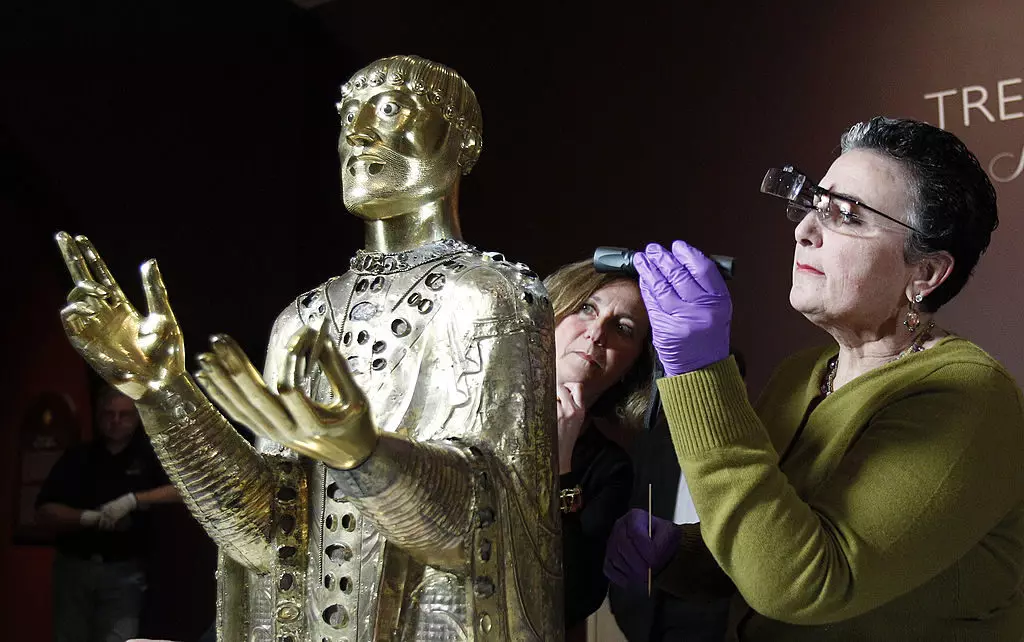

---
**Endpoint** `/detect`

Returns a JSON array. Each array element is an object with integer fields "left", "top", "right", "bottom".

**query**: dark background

[{"left": 3, "top": 0, "right": 1022, "bottom": 639}]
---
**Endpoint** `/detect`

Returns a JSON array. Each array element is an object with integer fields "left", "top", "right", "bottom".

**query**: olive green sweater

[{"left": 656, "top": 337, "right": 1024, "bottom": 640}]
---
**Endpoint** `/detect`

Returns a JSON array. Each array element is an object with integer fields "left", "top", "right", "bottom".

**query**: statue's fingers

[
  {"left": 68, "top": 282, "right": 110, "bottom": 304},
  {"left": 195, "top": 356, "right": 258, "bottom": 426},
  {"left": 284, "top": 325, "right": 317, "bottom": 384},
  {"left": 317, "top": 335, "right": 364, "bottom": 407},
  {"left": 195, "top": 365, "right": 280, "bottom": 442},
  {"left": 306, "top": 318, "right": 331, "bottom": 379},
  {"left": 197, "top": 351, "right": 261, "bottom": 418},
  {"left": 277, "top": 387, "right": 326, "bottom": 440},
  {"left": 56, "top": 231, "right": 93, "bottom": 285},
  {"left": 285, "top": 325, "right": 317, "bottom": 353},
  {"left": 62, "top": 301, "right": 99, "bottom": 319},
  {"left": 209, "top": 334, "right": 293, "bottom": 430},
  {"left": 76, "top": 235, "right": 126, "bottom": 297},
  {"left": 277, "top": 351, "right": 303, "bottom": 395},
  {"left": 140, "top": 260, "right": 176, "bottom": 321},
  {"left": 60, "top": 305, "right": 92, "bottom": 336}
]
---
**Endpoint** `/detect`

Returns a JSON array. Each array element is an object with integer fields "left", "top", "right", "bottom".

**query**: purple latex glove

[
  {"left": 633, "top": 241, "right": 732, "bottom": 377},
  {"left": 604, "top": 508, "right": 682, "bottom": 588}
]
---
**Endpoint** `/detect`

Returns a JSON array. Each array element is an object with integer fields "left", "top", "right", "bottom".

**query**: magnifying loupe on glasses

[
  {"left": 760, "top": 165, "right": 815, "bottom": 208},
  {"left": 760, "top": 165, "right": 923, "bottom": 235}
]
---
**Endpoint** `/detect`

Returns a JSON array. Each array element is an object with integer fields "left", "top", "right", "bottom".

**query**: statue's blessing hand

[
  {"left": 56, "top": 232, "right": 186, "bottom": 402},
  {"left": 196, "top": 322, "right": 380, "bottom": 469}
]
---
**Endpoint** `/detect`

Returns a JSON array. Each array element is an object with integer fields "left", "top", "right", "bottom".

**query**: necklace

[
  {"left": 349, "top": 238, "right": 475, "bottom": 275},
  {"left": 822, "top": 321, "right": 936, "bottom": 397}
]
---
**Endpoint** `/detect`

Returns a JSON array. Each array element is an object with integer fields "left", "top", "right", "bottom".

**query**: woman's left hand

[
  {"left": 634, "top": 241, "right": 732, "bottom": 377},
  {"left": 556, "top": 382, "right": 586, "bottom": 475},
  {"left": 604, "top": 508, "right": 682, "bottom": 587}
]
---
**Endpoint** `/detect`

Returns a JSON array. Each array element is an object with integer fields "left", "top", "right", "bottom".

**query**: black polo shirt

[{"left": 36, "top": 432, "right": 170, "bottom": 561}]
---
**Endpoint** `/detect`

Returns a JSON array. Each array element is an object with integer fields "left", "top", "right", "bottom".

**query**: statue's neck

[{"left": 363, "top": 192, "right": 462, "bottom": 254}]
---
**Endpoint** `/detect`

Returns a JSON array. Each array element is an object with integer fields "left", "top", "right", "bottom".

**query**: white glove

[
  {"left": 79, "top": 510, "right": 102, "bottom": 527},
  {"left": 98, "top": 492, "right": 137, "bottom": 528}
]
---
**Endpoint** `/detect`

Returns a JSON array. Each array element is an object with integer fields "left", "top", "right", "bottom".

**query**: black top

[
  {"left": 36, "top": 431, "right": 170, "bottom": 561},
  {"left": 561, "top": 420, "right": 633, "bottom": 630}
]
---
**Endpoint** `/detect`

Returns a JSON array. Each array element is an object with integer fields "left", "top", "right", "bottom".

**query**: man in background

[{"left": 36, "top": 385, "right": 180, "bottom": 642}]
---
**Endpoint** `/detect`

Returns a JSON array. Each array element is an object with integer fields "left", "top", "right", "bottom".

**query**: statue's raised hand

[
  {"left": 195, "top": 322, "right": 380, "bottom": 469},
  {"left": 56, "top": 232, "right": 185, "bottom": 402}
]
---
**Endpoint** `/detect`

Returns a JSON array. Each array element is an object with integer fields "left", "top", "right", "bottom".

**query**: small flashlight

[{"left": 593, "top": 246, "right": 735, "bottom": 280}]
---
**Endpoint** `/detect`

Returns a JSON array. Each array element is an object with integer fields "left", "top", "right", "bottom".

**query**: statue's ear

[{"left": 458, "top": 128, "right": 481, "bottom": 175}]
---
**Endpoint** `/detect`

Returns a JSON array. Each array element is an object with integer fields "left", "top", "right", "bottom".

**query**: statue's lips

[{"left": 346, "top": 154, "right": 387, "bottom": 176}]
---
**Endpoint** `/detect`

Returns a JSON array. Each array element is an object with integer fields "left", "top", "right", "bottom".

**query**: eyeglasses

[{"left": 760, "top": 165, "right": 923, "bottom": 236}]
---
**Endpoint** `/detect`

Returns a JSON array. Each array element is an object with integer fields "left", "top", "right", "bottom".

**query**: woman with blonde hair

[{"left": 544, "top": 258, "right": 654, "bottom": 633}]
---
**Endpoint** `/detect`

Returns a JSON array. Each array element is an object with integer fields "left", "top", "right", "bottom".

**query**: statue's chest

[{"left": 296, "top": 260, "right": 471, "bottom": 437}]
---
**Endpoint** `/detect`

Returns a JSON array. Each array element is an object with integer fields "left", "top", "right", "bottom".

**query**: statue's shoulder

[{"left": 445, "top": 248, "right": 552, "bottom": 328}]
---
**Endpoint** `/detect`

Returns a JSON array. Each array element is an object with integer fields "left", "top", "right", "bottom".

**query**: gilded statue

[{"left": 56, "top": 55, "right": 563, "bottom": 642}]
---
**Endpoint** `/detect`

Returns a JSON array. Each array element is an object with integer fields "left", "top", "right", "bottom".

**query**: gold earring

[{"left": 904, "top": 292, "right": 924, "bottom": 332}]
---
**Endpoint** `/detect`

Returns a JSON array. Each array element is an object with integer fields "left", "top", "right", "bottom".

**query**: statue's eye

[{"left": 380, "top": 102, "right": 399, "bottom": 117}]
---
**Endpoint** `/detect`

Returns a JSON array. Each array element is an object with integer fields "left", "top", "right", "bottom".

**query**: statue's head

[{"left": 336, "top": 55, "right": 482, "bottom": 220}]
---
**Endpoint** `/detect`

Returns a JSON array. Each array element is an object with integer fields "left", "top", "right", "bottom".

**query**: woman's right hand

[
  {"left": 633, "top": 240, "right": 732, "bottom": 377},
  {"left": 556, "top": 382, "right": 586, "bottom": 475},
  {"left": 56, "top": 232, "right": 186, "bottom": 403}
]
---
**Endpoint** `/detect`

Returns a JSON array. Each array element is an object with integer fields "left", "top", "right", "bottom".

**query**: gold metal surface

[
  {"left": 55, "top": 233, "right": 276, "bottom": 572},
  {"left": 337, "top": 54, "right": 481, "bottom": 254},
  {"left": 56, "top": 55, "right": 562, "bottom": 641}
]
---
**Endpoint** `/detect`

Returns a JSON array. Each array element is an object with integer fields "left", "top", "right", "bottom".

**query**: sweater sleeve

[
  {"left": 653, "top": 522, "right": 736, "bottom": 602},
  {"left": 657, "top": 356, "right": 1024, "bottom": 625}
]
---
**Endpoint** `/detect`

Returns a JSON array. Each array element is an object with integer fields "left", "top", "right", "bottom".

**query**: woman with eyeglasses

[{"left": 603, "top": 116, "right": 1024, "bottom": 640}]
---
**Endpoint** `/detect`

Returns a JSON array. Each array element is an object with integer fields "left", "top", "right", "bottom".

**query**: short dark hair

[{"left": 840, "top": 116, "right": 998, "bottom": 312}]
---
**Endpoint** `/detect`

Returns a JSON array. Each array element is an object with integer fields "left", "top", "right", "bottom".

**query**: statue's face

[{"left": 337, "top": 84, "right": 462, "bottom": 219}]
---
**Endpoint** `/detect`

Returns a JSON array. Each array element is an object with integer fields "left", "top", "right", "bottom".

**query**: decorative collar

[{"left": 349, "top": 238, "right": 476, "bottom": 275}]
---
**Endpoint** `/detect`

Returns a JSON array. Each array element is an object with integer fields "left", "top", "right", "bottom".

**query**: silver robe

[{"left": 171, "top": 239, "right": 562, "bottom": 642}]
